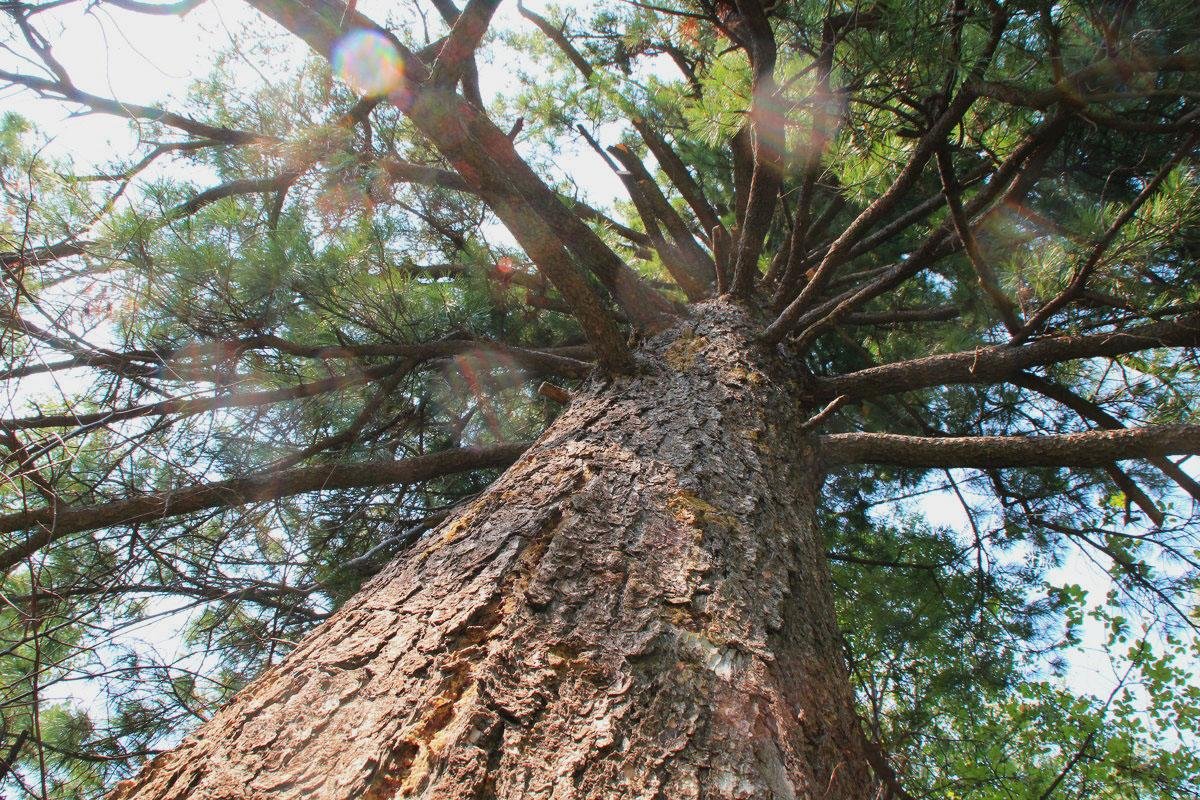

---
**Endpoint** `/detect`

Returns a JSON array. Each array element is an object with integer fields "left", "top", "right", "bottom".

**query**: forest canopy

[{"left": 1, "top": 0, "right": 1199, "bottom": 797}]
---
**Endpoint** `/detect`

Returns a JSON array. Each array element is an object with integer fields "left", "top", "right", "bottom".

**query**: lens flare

[
  {"left": 442, "top": 349, "right": 531, "bottom": 440},
  {"left": 332, "top": 29, "right": 405, "bottom": 97}
]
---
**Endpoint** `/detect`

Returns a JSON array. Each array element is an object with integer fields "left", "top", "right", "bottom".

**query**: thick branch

[
  {"left": 763, "top": 8, "right": 1009, "bottom": 343},
  {"left": 0, "top": 443, "right": 529, "bottom": 571},
  {"left": 1101, "top": 463, "right": 1165, "bottom": 527},
  {"left": 1009, "top": 131, "right": 1199, "bottom": 344},
  {"left": 607, "top": 143, "right": 714, "bottom": 299},
  {"left": 168, "top": 172, "right": 303, "bottom": 218},
  {"left": 763, "top": 86, "right": 977, "bottom": 339},
  {"left": 516, "top": 0, "right": 594, "bottom": 78},
  {"left": 812, "top": 312, "right": 1200, "bottom": 401},
  {"left": 432, "top": 0, "right": 501, "bottom": 88},
  {"left": 381, "top": 158, "right": 650, "bottom": 248},
  {"left": 21, "top": 581, "right": 324, "bottom": 620},
  {"left": 966, "top": 54, "right": 1200, "bottom": 110},
  {"left": 842, "top": 305, "right": 960, "bottom": 326},
  {"left": 630, "top": 118, "right": 725, "bottom": 240},
  {"left": 727, "top": 0, "right": 782, "bottom": 298},
  {"left": 822, "top": 425, "right": 1200, "bottom": 468},
  {"left": 771, "top": 117, "right": 1083, "bottom": 349},
  {"left": 243, "top": 0, "right": 666, "bottom": 369},
  {"left": 516, "top": 0, "right": 720, "bottom": 284},
  {"left": 242, "top": 336, "right": 595, "bottom": 378},
  {"left": 0, "top": 239, "right": 87, "bottom": 268},
  {"left": 0, "top": 307, "right": 163, "bottom": 383},
  {"left": 935, "top": 146, "right": 1021, "bottom": 332},
  {"left": 380, "top": 156, "right": 470, "bottom": 192}
]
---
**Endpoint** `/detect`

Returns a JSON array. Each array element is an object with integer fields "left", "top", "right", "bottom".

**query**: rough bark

[{"left": 108, "top": 301, "right": 872, "bottom": 800}]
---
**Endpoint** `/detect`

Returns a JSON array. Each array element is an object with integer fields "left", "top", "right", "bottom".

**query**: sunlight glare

[{"left": 332, "top": 29, "right": 406, "bottom": 98}]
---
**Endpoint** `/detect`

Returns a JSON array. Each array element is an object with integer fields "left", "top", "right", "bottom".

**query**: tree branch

[
  {"left": 1014, "top": 372, "right": 1200, "bottom": 505},
  {"left": 431, "top": 0, "right": 501, "bottom": 89},
  {"left": 0, "top": 69, "right": 272, "bottom": 146},
  {"left": 774, "top": 116, "right": 1069, "bottom": 347},
  {"left": 935, "top": 146, "right": 1022, "bottom": 332},
  {"left": 0, "top": 359, "right": 413, "bottom": 431},
  {"left": 630, "top": 117, "right": 725, "bottom": 241},
  {"left": 812, "top": 312, "right": 1200, "bottom": 401},
  {"left": 167, "top": 172, "right": 305, "bottom": 219},
  {"left": 606, "top": 143, "right": 714, "bottom": 299},
  {"left": 243, "top": 0, "right": 669, "bottom": 369},
  {"left": 842, "top": 305, "right": 960, "bottom": 327},
  {"left": 516, "top": 0, "right": 595, "bottom": 78},
  {"left": 763, "top": 7, "right": 1010, "bottom": 344},
  {"left": 0, "top": 443, "right": 529, "bottom": 571},
  {"left": 1, "top": 239, "right": 87, "bottom": 269},
  {"left": 1009, "top": 131, "right": 1199, "bottom": 345},
  {"left": 822, "top": 425, "right": 1200, "bottom": 468}
]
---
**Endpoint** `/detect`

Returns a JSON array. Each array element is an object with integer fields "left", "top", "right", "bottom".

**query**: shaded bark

[{"left": 108, "top": 302, "right": 872, "bottom": 799}]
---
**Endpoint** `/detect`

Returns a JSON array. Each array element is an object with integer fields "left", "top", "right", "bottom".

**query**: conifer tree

[{"left": 1, "top": 0, "right": 1198, "bottom": 796}]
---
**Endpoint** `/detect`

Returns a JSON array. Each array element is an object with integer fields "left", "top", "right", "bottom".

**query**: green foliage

[{"left": 1, "top": 0, "right": 1198, "bottom": 796}]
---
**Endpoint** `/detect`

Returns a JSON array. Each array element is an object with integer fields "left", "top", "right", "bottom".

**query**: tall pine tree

[{"left": 1, "top": 0, "right": 1198, "bottom": 796}]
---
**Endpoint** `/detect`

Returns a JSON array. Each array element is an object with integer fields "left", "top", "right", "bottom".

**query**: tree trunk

[{"left": 109, "top": 301, "right": 873, "bottom": 799}]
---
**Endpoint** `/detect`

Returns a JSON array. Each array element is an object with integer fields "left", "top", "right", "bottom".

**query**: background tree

[{"left": 1, "top": 0, "right": 1199, "bottom": 797}]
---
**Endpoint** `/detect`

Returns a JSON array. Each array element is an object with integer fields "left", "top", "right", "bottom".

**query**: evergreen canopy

[{"left": 1, "top": 0, "right": 1199, "bottom": 796}]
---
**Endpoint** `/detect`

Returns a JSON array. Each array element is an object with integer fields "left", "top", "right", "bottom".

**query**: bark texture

[{"left": 109, "top": 301, "right": 872, "bottom": 800}]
